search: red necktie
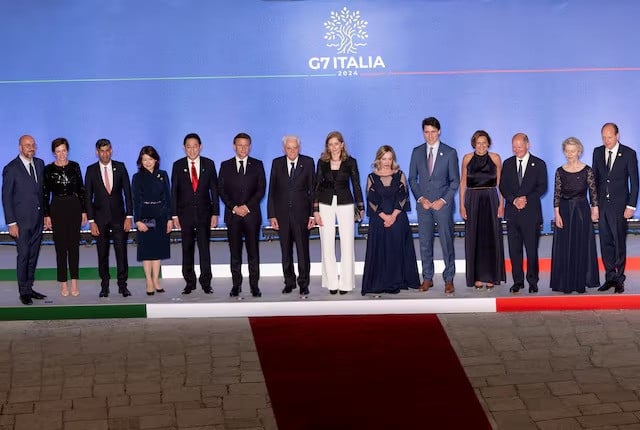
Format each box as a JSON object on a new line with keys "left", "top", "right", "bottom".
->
{"left": 191, "top": 161, "right": 198, "bottom": 192}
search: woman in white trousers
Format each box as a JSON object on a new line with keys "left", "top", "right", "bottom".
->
{"left": 313, "top": 131, "right": 364, "bottom": 294}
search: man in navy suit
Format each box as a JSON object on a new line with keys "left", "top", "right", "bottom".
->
{"left": 218, "top": 132, "right": 266, "bottom": 298}
{"left": 499, "top": 133, "right": 548, "bottom": 294}
{"left": 2, "top": 135, "right": 48, "bottom": 305}
{"left": 85, "top": 138, "right": 134, "bottom": 298}
{"left": 593, "top": 123, "right": 638, "bottom": 294}
{"left": 267, "top": 135, "right": 315, "bottom": 297}
{"left": 409, "top": 117, "right": 460, "bottom": 295}
{"left": 171, "top": 132, "right": 219, "bottom": 295}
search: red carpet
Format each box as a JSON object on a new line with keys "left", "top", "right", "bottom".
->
{"left": 250, "top": 314, "right": 491, "bottom": 430}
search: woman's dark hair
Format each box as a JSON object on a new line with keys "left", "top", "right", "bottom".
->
{"left": 136, "top": 145, "right": 160, "bottom": 170}
{"left": 51, "top": 137, "right": 69, "bottom": 153}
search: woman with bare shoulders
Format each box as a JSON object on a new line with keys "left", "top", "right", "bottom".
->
{"left": 459, "top": 130, "right": 506, "bottom": 291}
{"left": 361, "top": 145, "right": 419, "bottom": 296}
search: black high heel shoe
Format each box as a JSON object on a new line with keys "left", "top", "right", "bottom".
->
{"left": 329, "top": 290, "right": 338, "bottom": 295}
{"left": 339, "top": 290, "right": 348, "bottom": 295}
{"left": 146, "top": 291, "right": 155, "bottom": 296}
{"left": 155, "top": 288, "right": 165, "bottom": 293}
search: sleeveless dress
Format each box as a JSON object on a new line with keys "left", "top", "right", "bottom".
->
{"left": 361, "top": 171, "right": 420, "bottom": 295}
{"left": 464, "top": 153, "right": 506, "bottom": 286}
{"left": 550, "top": 166, "right": 599, "bottom": 293}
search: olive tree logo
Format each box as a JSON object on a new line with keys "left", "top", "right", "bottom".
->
{"left": 323, "top": 7, "right": 368, "bottom": 54}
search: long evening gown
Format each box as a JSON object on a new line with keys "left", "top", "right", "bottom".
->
{"left": 361, "top": 171, "right": 420, "bottom": 295}
{"left": 464, "top": 153, "right": 506, "bottom": 287}
{"left": 550, "top": 166, "right": 599, "bottom": 293}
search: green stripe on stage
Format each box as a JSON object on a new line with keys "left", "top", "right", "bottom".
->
{"left": 0, "top": 266, "right": 147, "bottom": 282}
{"left": 0, "top": 304, "right": 147, "bottom": 320}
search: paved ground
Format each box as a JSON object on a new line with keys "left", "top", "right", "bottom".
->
{"left": 2, "top": 312, "right": 640, "bottom": 429}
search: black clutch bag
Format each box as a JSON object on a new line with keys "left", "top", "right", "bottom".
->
{"left": 141, "top": 218, "right": 156, "bottom": 229}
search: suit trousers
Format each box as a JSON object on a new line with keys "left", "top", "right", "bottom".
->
{"left": 15, "top": 221, "right": 43, "bottom": 295}
{"left": 95, "top": 220, "right": 128, "bottom": 289}
{"left": 506, "top": 216, "right": 540, "bottom": 286}
{"left": 227, "top": 213, "right": 261, "bottom": 290}
{"left": 278, "top": 213, "right": 311, "bottom": 289}
{"left": 417, "top": 205, "right": 456, "bottom": 282}
{"left": 50, "top": 195, "right": 82, "bottom": 282}
{"left": 318, "top": 196, "right": 355, "bottom": 291}
{"left": 598, "top": 203, "right": 628, "bottom": 284}
{"left": 180, "top": 218, "right": 212, "bottom": 290}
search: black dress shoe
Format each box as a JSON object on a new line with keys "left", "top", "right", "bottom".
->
{"left": 529, "top": 284, "right": 539, "bottom": 294}
{"left": 229, "top": 287, "right": 240, "bottom": 297}
{"left": 202, "top": 287, "right": 214, "bottom": 294}
{"left": 99, "top": 288, "right": 109, "bottom": 298}
{"left": 20, "top": 295, "right": 33, "bottom": 305}
{"left": 615, "top": 283, "right": 625, "bottom": 294}
{"left": 31, "top": 290, "right": 47, "bottom": 300}
{"left": 119, "top": 287, "right": 131, "bottom": 297}
{"left": 597, "top": 280, "right": 616, "bottom": 291}
{"left": 339, "top": 290, "right": 349, "bottom": 295}
{"left": 300, "top": 287, "right": 309, "bottom": 297}
{"left": 282, "top": 286, "right": 294, "bottom": 294}
{"left": 251, "top": 287, "right": 262, "bottom": 298}
{"left": 509, "top": 283, "right": 523, "bottom": 293}
{"left": 329, "top": 290, "right": 338, "bottom": 295}
{"left": 181, "top": 287, "right": 194, "bottom": 295}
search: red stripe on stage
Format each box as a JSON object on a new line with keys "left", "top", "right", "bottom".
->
{"left": 505, "top": 257, "right": 640, "bottom": 272}
{"left": 496, "top": 295, "right": 640, "bottom": 312}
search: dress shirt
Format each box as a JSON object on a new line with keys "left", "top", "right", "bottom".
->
{"left": 516, "top": 152, "right": 531, "bottom": 178}
{"left": 287, "top": 157, "right": 299, "bottom": 175}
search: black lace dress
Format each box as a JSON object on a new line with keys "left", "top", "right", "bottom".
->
{"left": 550, "top": 166, "right": 599, "bottom": 293}
{"left": 361, "top": 171, "right": 420, "bottom": 295}
{"left": 463, "top": 153, "right": 506, "bottom": 287}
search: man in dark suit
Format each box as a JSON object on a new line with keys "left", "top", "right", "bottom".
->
{"left": 408, "top": 117, "right": 460, "bottom": 295}
{"left": 218, "top": 132, "right": 266, "bottom": 298}
{"left": 85, "top": 138, "right": 133, "bottom": 298}
{"left": 499, "top": 133, "right": 548, "bottom": 294}
{"left": 2, "top": 135, "right": 48, "bottom": 305}
{"left": 171, "top": 132, "right": 219, "bottom": 295}
{"left": 593, "top": 123, "right": 638, "bottom": 294}
{"left": 267, "top": 135, "right": 315, "bottom": 297}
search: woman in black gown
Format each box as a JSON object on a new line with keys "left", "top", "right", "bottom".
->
{"left": 131, "top": 146, "right": 172, "bottom": 295}
{"left": 43, "top": 138, "right": 87, "bottom": 297}
{"left": 550, "top": 137, "right": 599, "bottom": 293}
{"left": 361, "top": 145, "right": 419, "bottom": 296}
{"left": 459, "top": 130, "right": 506, "bottom": 290}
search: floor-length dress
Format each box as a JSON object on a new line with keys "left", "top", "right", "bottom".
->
{"left": 361, "top": 171, "right": 420, "bottom": 295}
{"left": 464, "top": 153, "right": 506, "bottom": 287}
{"left": 550, "top": 166, "right": 599, "bottom": 293}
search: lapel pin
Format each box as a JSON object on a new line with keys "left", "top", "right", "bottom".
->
{"left": 531, "top": 163, "right": 535, "bottom": 166}
{"left": 183, "top": 169, "right": 187, "bottom": 173}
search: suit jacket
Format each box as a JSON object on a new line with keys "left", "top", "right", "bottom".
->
{"left": 408, "top": 142, "right": 460, "bottom": 205}
{"left": 84, "top": 160, "right": 133, "bottom": 225}
{"left": 2, "top": 156, "right": 45, "bottom": 227}
{"left": 267, "top": 154, "right": 315, "bottom": 220}
{"left": 170, "top": 156, "right": 219, "bottom": 224}
{"left": 499, "top": 154, "right": 548, "bottom": 224}
{"left": 592, "top": 143, "right": 639, "bottom": 212}
{"left": 218, "top": 156, "right": 266, "bottom": 225}
{"left": 313, "top": 156, "right": 364, "bottom": 210}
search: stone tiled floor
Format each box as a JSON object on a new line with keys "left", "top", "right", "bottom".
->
{"left": 2, "top": 312, "right": 640, "bottom": 429}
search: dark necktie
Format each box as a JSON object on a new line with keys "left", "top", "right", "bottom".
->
{"left": 29, "top": 162, "right": 36, "bottom": 183}
{"left": 239, "top": 160, "right": 245, "bottom": 176}
{"left": 191, "top": 161, "right": 198, "bottom": 192}
{"left": 427, "top": 147, "right": 434, "bottom": 176}
{"left": 607, "top": 150, "right": 613, "bottom": 172}
{"left": 289, "top": 162, "right": 295, "bottom": 180}
{"left": 517, "top": 159, "right": 523, "bottom": 186}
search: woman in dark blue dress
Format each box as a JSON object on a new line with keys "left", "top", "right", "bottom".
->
{"left": 459, "top": 130, "right": 506, "bottom": 290}
{"left": 361, "top": 145, "right": 419, "bottom": 296}
{"left": 550, "top": 137, "right": 599, "bottom": 293}
{"left": 132, "top": 146, "right": 172, "bottom": 295}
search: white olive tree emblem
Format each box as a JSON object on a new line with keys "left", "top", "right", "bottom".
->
{"left": 323, "top": 7, "right": 369, "bottom": 54}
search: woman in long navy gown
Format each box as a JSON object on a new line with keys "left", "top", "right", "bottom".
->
{"left": 361, "top": 145, "right": 419, "bottom": 295}
{"left": 550, "top": 137, "right": 599, "bottom": 293}
{"left": 459, "top": 130, "right": 506, "bottom": 290}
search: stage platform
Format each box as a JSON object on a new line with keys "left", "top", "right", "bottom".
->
{"left": 1, "top": 236, "right": 639, "bottom": 320}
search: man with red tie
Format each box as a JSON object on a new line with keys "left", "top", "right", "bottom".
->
{"left": 171, "top": 133, "right": 220, "bottom": 295}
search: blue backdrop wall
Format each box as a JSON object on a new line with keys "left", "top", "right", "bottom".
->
{"left": 1, "top": 0, "right": 639, "bottom": 231}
